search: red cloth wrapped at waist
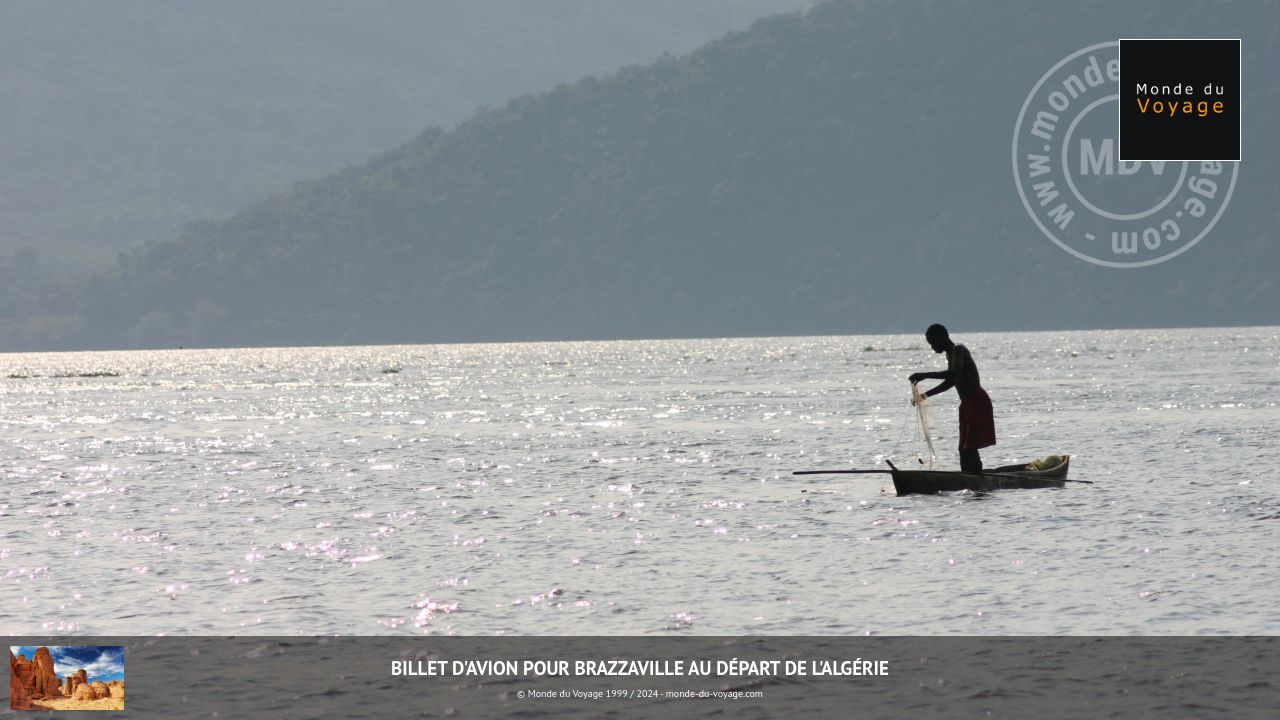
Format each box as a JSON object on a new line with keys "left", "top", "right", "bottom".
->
{"left": 958, "top": 388, "right": 996, "bottom": 451}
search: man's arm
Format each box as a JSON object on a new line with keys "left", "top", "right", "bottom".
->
{"left": 909, "top": 370, "right": 948, "bottom": 382}
{"left": 924, "top": 378, "right": 954, "bottom": 398}
{"left": 908, "top": 371, "right": 949, "bottom": 398}
{"left": 909, "top": 348, "right": 966, "bottom": 397}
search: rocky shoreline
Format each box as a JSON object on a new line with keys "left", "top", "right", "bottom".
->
{"left": 10, "top": 647, "right": 124, "bottom": 711}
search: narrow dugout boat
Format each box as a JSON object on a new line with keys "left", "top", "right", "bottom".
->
{"left": 887, "top": 455, "right": 1070, "bottom": 495}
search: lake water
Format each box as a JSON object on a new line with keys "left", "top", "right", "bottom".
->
{"left": 2, "top": 327, "right": 1276, "bottom": 636}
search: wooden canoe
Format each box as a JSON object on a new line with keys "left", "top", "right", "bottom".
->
{"left": 889, "top": 455, "right": 1070, "bottom": 495}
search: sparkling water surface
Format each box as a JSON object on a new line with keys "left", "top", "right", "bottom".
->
{"left": 2, "top": 328, "right": 1277, "bottom": 635}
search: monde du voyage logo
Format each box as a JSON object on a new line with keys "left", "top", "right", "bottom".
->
{"left": 1012, "top": 41, "right": 1239, "bottom": 268}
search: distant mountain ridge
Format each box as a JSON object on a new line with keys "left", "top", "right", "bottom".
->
{"left": 0, "top": 0, "right": 808, "bottom": 272}
{"left": 2, "top": 0, "right": 1276, "bottom": 350}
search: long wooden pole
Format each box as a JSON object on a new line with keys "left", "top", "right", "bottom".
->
{"left": 791, "top": 469, "right": 892, "bottom": 475}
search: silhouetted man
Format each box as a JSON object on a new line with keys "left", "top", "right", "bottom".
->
{"left": 908, "top": 324, "right": 995, "bottom": 472}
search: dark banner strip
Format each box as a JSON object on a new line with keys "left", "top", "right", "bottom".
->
{"left": 7, "top": 637, "right": 1278, "bottom": 718}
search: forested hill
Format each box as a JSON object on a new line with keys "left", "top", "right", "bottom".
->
{"left": 0, "top": 0, "right": 808, "bottom": 272}
{"left": 4, "top": 0, "right": 1276, "bottom": 350}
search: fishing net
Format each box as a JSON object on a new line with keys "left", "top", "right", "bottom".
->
{"left": 909, "top": 382, "right": 937, "bottom": 469}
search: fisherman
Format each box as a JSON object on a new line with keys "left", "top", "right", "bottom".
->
{"left": 908, "top": 324, "right": 995, "bottom": 473}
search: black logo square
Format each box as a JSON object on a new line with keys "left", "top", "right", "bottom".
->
{"left": 1119, "top": 39, "right": 1240, "bottom": 161}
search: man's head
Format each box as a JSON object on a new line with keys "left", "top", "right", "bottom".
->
{"left": 925, "top": 323, "right": 950, "bottom": 353}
